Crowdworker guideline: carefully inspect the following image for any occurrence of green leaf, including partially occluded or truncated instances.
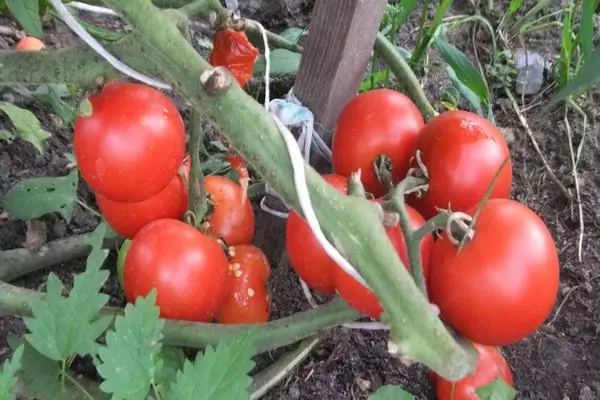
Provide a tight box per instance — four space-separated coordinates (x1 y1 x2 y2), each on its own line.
254 49 301 76
7 337 60 400
368 385 415 400
506 0 525 15
5 0 42 38
169 332 256 400
475 378 518 400
278 27 306 44
550 50 600 104
78 97 93 117
97 290 165 400
580 0 594 61
556 3 573 89
38 87 76 125
154 347 186 398
0 344 23 400
360 70 389 92
0 102 52 154
0 130 14 144
2 169 79 223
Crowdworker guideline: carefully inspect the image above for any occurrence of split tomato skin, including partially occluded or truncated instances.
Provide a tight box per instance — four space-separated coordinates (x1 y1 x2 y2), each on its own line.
285 174 348 295
408 110 512 220
205 175 255 246
215 245 272 324
428 198 560 346
332 89 424 197
123 219 228 322
435 343 514 400
74 82 186 202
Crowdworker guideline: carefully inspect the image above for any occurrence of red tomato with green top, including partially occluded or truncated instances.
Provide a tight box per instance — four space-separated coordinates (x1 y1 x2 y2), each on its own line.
123 219 228 322
74 82 185 202
428 198 560 346
407 110 512 220
332 89 425 197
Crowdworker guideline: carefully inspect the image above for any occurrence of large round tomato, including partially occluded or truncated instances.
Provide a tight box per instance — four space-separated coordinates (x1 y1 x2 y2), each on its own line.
74 82 186 202
123 219 228 322
215 244 272 324
96 171 188 239
407 110 512 220
435 343 514 400
285 174 348 295
204 175 255 246
428 199 560 346
332 89 424 197
333 205 434 319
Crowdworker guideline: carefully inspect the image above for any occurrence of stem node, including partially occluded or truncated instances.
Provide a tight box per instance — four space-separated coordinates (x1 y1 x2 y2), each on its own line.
199 66 233 95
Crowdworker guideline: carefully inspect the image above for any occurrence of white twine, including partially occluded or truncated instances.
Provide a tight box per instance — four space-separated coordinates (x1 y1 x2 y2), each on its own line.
66 2 119 16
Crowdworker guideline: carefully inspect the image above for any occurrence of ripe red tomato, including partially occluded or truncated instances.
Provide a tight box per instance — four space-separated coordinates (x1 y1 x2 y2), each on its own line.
435 343 514 400
96 172 188 239
215 244 272 324
407 110 512 220
123 219 228 322
333 205 434 319
285 174 348 295
429 199 559 346
209 29 259 88
116 239 131 288
204 175 255 246
74 82 186 202
332 89 424 197
16 36 45 51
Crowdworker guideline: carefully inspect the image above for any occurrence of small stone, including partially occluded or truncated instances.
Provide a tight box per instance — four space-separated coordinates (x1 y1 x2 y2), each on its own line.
515 50 545 95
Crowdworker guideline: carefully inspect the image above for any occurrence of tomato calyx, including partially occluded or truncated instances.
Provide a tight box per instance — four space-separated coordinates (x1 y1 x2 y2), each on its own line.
373 154 395 195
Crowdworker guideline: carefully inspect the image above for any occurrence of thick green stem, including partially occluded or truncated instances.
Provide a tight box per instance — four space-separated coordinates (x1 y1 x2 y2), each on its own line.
373 33 438 120
187 111 208 225
178 0 223 19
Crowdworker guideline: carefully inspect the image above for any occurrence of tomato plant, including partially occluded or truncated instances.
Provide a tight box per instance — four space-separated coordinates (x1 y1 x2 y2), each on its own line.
215 244 272 324
204 175 255 245
331 89 424 197
73 82 186 202
434 343 514 400
428 199 560 346
209 29 259 88
123 219 229 322
407 110 512 220
15 36 45 51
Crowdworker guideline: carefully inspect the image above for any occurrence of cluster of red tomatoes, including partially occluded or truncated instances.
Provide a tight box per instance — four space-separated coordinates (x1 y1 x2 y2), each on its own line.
285 89 561 398
73 82 271 325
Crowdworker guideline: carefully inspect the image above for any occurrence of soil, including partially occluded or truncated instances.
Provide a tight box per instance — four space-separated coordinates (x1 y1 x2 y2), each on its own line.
1 1 599 399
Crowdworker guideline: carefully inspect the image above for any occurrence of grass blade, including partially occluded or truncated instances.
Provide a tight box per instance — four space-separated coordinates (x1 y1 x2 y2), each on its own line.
556 3 573 89
498 0 525 31
580 0 594 60
549 50 600 105
410 0 455 66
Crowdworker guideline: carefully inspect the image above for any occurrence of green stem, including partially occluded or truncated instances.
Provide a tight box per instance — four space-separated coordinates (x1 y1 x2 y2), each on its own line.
374 33 438 120
178 0 223 19
382 19 401 88
188 111 208 226
65 374 97 400
60 359 67 400
413 212 449 242
151 381 163 400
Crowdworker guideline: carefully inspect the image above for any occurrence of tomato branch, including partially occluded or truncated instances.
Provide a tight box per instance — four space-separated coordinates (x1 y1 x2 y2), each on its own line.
186 112 209 227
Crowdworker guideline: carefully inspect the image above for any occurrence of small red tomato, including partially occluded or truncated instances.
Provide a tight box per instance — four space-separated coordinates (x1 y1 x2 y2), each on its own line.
205 175 255 246
435 343 514 400
285 174 348 295
408 110 512 220
215 244 272 324
429 199 560 346
74 82 185 202
332 89 424 197
333 205 434 319
209 29 260 88
124 219 228 322
96 172 188 239
16 36 45 51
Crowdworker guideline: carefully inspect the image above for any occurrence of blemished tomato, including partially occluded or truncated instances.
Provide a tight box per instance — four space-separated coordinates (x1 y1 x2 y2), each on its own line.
435 343 514 400
74 82 186 202
332 89 424 197
124 219 228 322
215 244 272 324
428 198 560 346
285 174 348 295
116 239 131 288
15 36 45 51
204 175 255 246
96 171 188 239
407 110 512 220
333 205 434 319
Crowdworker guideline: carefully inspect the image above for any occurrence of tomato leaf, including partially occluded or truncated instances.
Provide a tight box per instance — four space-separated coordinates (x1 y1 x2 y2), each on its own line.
168 332 255 400
254 49 301 76
475 378 518 400
154 347 186 398
23 223 110 361
278 27 306 44
5 0 42 38
368 384 415 400
97 290 165 400
38 87 76 125
0 102 52 154
1 169 79 223
0 344 23 400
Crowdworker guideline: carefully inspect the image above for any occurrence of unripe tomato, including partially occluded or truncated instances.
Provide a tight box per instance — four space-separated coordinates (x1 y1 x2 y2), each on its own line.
332 89 424 197
429 199 560 346
215 244 272 324
408 110 512 220
74 82 185 202
435 343 514 400
124 219 228 322
15 36 45 51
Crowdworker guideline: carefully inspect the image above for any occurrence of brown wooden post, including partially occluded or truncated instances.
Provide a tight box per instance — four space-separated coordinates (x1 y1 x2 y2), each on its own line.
293 0 388 142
